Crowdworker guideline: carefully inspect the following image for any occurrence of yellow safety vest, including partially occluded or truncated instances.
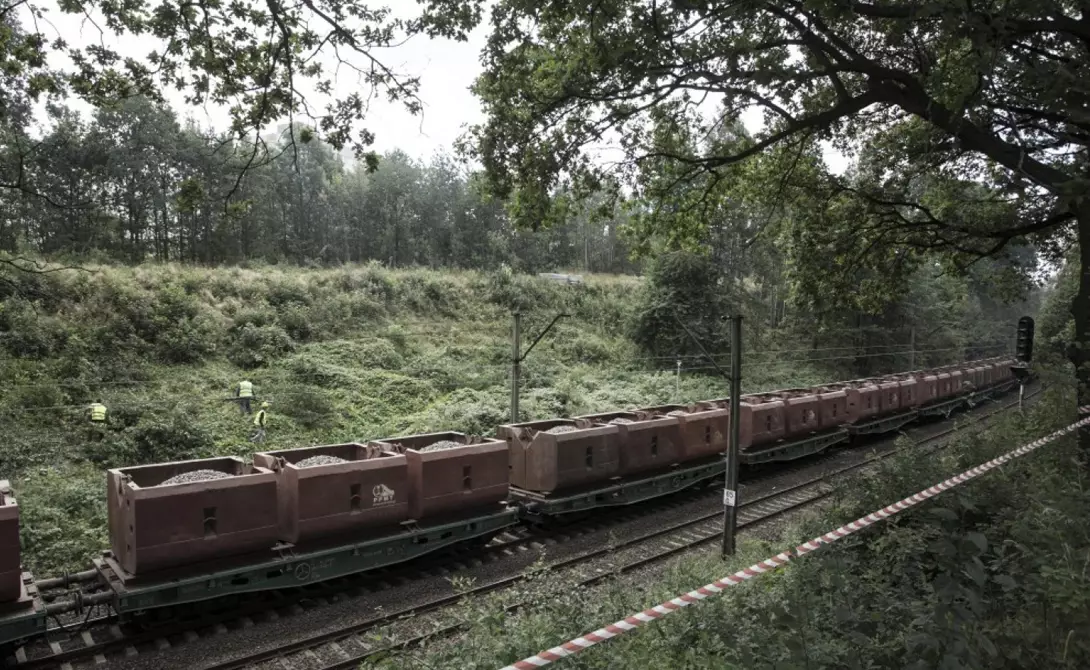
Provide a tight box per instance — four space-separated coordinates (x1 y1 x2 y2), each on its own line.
90 403 107 422
238 381 254 398
254 410 267 427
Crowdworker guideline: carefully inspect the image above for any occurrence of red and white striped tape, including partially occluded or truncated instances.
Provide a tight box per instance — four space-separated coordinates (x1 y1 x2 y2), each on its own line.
499 406 1090 670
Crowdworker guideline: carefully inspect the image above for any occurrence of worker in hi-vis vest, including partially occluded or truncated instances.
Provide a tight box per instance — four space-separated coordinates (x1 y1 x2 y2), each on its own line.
250 401 269 443
88 401 107 441
235 379 255 414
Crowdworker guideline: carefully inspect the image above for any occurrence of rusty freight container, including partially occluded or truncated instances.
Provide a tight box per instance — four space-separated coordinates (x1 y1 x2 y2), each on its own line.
947 367 966 394
817 385 860 425
981 361 996 387
253 444 409 545
498 419 620 493
107 457 278 575
575 410 682 476
892 375 922 408
372 432 507 522
914 373 939 404
976 363 994 390
766 390 824 437
740 395 786 446
647 402 740 461
936 371 954 397
849 380 883 420
0 481 19 603
814 387 850 428
874 380 902 415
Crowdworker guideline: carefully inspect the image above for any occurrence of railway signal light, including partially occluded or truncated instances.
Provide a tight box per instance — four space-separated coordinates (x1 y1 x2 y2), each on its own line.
1016 316 1035 363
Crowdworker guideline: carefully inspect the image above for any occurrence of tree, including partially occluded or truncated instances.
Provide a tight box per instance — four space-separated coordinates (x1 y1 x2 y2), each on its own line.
467 0 1090 456
0 0 485 203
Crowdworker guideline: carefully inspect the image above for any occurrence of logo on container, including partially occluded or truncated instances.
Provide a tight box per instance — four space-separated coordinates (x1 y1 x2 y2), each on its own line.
373 484 396 506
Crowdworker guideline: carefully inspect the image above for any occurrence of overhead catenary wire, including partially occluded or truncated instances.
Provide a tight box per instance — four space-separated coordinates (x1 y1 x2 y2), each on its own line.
630 342 920 362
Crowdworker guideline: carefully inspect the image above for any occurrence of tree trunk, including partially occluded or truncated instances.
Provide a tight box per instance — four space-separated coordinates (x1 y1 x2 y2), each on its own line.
1070 205 1090 462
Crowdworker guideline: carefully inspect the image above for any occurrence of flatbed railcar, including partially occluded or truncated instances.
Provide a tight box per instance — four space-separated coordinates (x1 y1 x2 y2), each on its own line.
0 357 1023 650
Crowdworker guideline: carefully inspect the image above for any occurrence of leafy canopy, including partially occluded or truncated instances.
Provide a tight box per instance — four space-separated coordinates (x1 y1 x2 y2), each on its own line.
1 0 484 184
466 0 1089 307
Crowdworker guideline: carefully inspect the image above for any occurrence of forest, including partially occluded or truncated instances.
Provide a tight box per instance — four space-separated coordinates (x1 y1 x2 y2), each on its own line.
0 97 638 273
1 0 1089 667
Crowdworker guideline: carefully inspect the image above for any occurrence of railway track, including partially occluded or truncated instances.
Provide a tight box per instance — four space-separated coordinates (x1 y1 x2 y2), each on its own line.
193 386 1041 670
8 384 1038 670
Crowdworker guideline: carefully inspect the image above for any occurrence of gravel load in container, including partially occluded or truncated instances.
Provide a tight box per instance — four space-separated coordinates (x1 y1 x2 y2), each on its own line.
254 444 408 545
295 455 348 468
609 417 634 425
419 440 464 452
108 457 278 574
160 469 232 486
667 410 688 417
545 425 579 434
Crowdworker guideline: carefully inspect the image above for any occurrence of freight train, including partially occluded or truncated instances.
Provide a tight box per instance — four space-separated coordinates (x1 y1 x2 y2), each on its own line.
0 356 1022 649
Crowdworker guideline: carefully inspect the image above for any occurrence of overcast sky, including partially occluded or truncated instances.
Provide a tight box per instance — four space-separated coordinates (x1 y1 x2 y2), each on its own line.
28 2 847 172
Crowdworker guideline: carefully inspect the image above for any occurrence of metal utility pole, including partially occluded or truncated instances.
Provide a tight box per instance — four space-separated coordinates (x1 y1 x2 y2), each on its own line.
724 315 743 558
510 311 569 422
668 311 742 557
675 357 682 402
909 327 916 370
511 312 522 423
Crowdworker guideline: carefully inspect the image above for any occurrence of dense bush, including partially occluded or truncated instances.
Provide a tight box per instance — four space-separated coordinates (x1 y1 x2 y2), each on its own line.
395 387 510 436
15 465 109 576
279 387 337 429
228 323 297 367
0 298 68 358
127 410 217 463
157 316 219 363
632 251 731 359
1036 249 1077 361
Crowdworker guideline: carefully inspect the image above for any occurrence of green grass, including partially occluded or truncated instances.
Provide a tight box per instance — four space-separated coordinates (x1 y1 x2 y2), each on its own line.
2 262 846 574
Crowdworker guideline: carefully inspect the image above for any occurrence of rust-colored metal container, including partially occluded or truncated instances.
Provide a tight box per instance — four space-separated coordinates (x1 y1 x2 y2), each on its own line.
253 444 409 545
772 390 824 437
817 385 860 425
0 481 20 603
977 363 990 386
878 380 903 414
668 401 747 460
947 368 965 394
815 388 850 428
851 380 882 420
936 371 954 397
576 410 682 475
915 373 939 404
892 376 922 408
107 457 278 575
498 419 620 493
372 432 507 521
981 362 996 387
741 395 786 446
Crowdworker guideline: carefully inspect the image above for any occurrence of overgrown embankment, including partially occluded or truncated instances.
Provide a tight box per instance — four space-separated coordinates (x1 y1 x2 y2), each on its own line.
1 262 841 574
376 383 1089 669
